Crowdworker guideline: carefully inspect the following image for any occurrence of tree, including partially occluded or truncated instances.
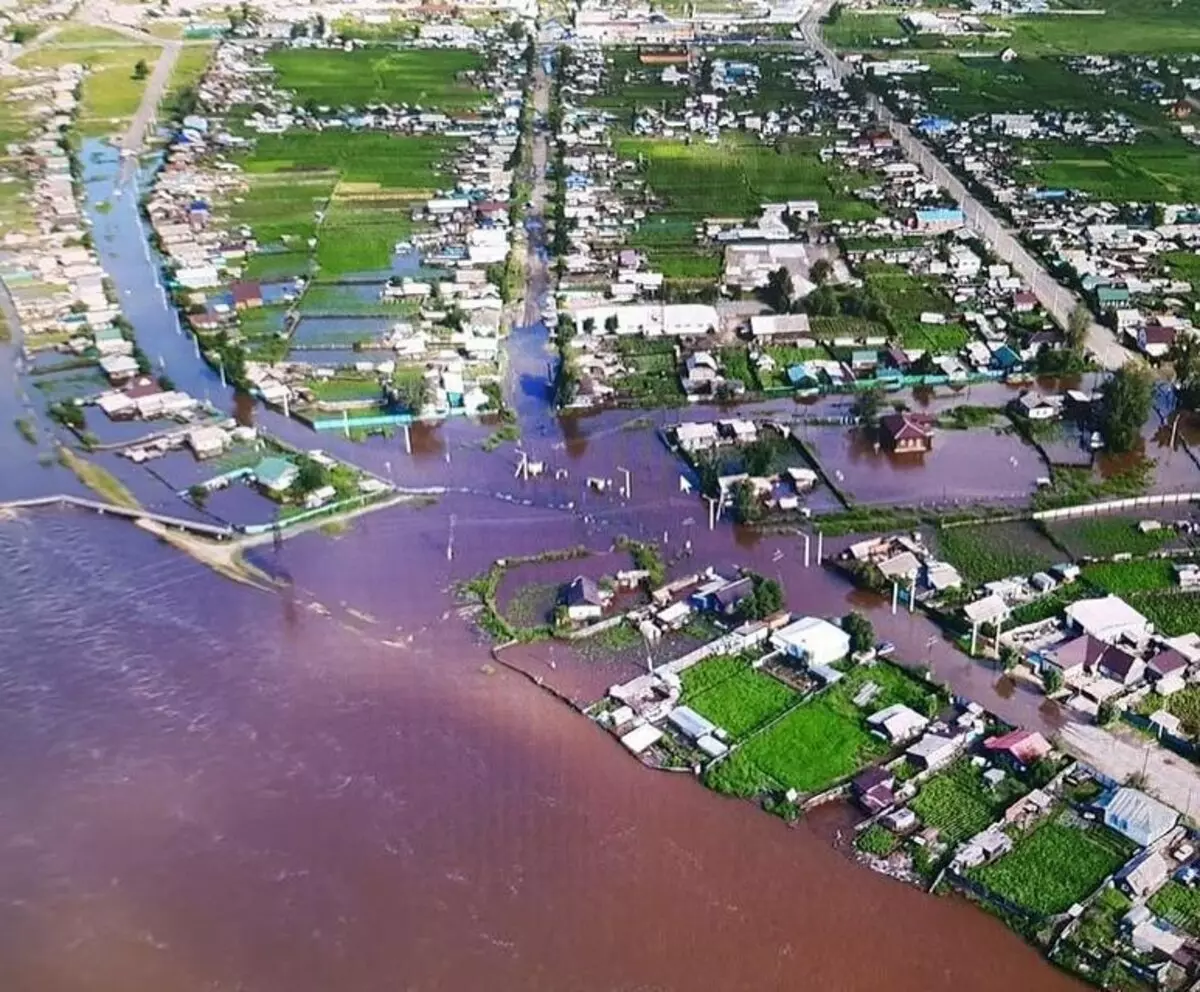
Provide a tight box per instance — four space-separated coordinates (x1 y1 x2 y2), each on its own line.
853 387 884 426
1067 302 1091 354
742 437 777 476
731 479 763 525
803 283 838 316
1097 699 1116 727
11 24 38 43
391 372 431 413
1099 363 1154 454
842 611 875 655
1042 667 1064 695
1172 334 1200 411
132 59 150 81
810 257 833 285
764 266 794 313
752 576 783 617
314 12 325 35
188 484 208 507
998 644 1020 672
293 456 329 495
604 314 619 334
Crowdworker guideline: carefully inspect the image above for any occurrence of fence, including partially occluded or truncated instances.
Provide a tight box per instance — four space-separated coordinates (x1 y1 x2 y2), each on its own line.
1120 711 1200 763
1033 492 1200 521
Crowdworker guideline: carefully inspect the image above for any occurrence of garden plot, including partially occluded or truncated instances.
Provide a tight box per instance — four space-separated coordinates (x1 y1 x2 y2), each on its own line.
1150 881 1200 937
298 282 420 318
909 760 1027 847
967 810 1135 917
802 425 1043 508
1080 560 1177 596
586 49 690 111
706 662 940 797
291 316 392 350
934 521 1059 587
1137 684 1200 738
1134 593 1200 638
234 133 459 276
680 655 798 740
1017 139 1200 203
265 47 486 110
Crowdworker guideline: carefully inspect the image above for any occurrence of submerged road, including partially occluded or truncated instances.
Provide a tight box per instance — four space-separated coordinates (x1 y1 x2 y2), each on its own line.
797 2 1132 371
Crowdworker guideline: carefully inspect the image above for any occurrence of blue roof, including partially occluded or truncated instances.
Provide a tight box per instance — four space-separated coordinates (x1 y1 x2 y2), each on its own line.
917 207 965 223
917 116 954 133
787 364 817 386
992 345 1020 368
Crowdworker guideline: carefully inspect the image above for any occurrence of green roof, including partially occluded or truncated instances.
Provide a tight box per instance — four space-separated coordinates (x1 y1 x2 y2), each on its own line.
253 456 296 487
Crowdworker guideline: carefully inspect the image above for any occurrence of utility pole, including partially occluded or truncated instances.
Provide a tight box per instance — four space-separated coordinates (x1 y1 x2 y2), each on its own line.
446 513 456 562
801 532 810 569
816 530 823 563
891 580 899 615
617 465 631 499
403 422 411 455
703 494 719 531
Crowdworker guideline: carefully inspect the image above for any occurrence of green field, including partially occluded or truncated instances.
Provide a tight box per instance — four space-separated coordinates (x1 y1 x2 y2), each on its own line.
706 662 940 797
18 43 162 136
936 522 1058 587
266 47 486 110
1150 881 1200 936
1018 138 1200 202
969 812 1134 916
682 656 798 739
910 760 1027 847
1137 684 1200 738
1081 560 1177 596
232 131 457 274
824 0 1200 56
1050 517 1176 558
1129 591 1200 638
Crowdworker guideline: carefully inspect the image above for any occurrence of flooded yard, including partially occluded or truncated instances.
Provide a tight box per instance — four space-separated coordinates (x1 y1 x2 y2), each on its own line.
801 424 1045 508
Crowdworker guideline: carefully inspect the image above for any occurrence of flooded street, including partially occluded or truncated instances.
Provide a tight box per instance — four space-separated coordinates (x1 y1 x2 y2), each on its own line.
0 509 1087 992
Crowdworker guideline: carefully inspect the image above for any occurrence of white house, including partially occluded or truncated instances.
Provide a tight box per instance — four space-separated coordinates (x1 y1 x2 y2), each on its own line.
1101 787 1178 847
866 703 929 744
1065 595 1152 645
771 616 850 667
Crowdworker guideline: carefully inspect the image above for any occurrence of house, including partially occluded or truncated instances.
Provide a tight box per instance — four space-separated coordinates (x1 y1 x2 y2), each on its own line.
675 421 720 453
668 705 718 741
563 576 611 622
878 413 933 454
866 703 929 744
914 207 966 233
851 767 896 813
1101 787 1178 847
1014 392 1060 421
186 425 228 459
1039 633 1108 683
621 723 663 754
1175 563 1200 591
984 729 1051 772
1096 644 1145 686
1121 850 1173 899
1146 647 1189 695
1065 596 1152 645
99 354 139 383
252 456 299 494
231 281 263 310
1139 324 1177 359
771 616 851 667
962 594 1010 628
905 732 958 772
712 577 755 616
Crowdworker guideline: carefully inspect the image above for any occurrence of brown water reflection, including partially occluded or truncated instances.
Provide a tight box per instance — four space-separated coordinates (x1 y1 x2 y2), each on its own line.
0 512 1091 992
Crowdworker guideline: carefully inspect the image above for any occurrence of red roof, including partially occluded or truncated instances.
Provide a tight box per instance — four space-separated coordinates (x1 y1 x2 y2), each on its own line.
231 281 262 304
879 412 932 442
985 729 1051 764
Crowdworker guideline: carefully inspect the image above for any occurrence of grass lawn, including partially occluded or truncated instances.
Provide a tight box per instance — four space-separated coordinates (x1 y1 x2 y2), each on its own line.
163 43 215 111
936 522 1058 586
706 661 940 796
18 43 162 135
969 811 1134 916
243 251 310 281
910 760 1027 847
1050 517 1176 558
681 656 798 739
266 47 486 110
305 377 382 402
1150 881 1200 936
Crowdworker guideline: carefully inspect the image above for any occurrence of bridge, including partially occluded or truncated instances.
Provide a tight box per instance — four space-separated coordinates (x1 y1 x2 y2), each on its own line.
0 495 236 539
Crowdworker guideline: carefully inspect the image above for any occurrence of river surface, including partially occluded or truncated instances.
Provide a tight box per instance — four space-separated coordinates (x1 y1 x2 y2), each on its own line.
0 506 1089 992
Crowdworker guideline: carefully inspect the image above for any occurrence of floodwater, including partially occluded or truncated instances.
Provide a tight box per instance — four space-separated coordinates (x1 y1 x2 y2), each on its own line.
0 132 1099 992
0 506 1089 992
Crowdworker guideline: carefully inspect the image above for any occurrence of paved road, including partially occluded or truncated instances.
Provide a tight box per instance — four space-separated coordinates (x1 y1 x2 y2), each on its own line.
797 3 1132 371
1060 721 1200 818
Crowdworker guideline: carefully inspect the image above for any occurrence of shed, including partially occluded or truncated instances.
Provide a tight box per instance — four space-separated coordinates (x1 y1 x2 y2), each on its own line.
620 723 663 755
668 706 718 741
1101 787 1178 847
